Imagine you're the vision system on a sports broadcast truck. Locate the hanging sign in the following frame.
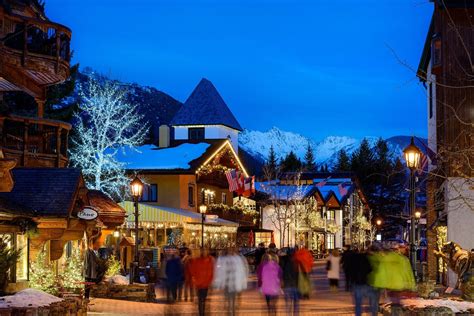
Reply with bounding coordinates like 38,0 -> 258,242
77,207 -> 98,220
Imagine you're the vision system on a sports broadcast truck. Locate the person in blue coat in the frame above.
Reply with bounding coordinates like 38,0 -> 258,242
165,253 -> 184,303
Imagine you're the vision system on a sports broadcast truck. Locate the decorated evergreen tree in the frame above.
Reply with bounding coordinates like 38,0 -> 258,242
304,143 -> 316,171
30,249 -> 58,295
61,247 -> 84,290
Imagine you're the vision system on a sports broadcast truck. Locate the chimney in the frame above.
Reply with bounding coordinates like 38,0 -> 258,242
159,125 -> 170,148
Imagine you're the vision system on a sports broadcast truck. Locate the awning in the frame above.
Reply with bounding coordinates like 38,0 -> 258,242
120,201 -> 239,227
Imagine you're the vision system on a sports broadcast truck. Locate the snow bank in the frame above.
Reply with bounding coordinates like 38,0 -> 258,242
108,275 -> 129,285
0,288 -> 62,308
400,298 -> 474,313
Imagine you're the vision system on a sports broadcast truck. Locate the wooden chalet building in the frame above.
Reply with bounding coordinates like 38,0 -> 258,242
115,78 -> 257,266
256,173 -> 371,251
417,0 -> 474,286
0,0 -> 125,293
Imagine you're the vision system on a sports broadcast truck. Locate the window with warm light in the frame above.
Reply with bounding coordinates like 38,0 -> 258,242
326,234 -> 335,250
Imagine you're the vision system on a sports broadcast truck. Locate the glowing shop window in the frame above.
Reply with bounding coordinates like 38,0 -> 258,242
326,234 -> 335,250
16,234 -> 28,280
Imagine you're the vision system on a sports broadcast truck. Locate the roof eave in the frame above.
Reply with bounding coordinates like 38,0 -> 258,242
417,14 -> 434,82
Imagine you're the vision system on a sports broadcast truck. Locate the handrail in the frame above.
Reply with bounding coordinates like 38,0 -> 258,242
1,10 -> 72,37
0,115 -> 72,129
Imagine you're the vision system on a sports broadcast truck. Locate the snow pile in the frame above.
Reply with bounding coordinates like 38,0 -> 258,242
0,288 -> 62,308
113,143 -> 211,170
108,275 -> 129,285
400,298 -> 474,313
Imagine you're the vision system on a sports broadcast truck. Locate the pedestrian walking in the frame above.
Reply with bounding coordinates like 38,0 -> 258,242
259,254 -> 282,316
341,246 -> 355,291
347,250 -> 379,316
255,242 -> 266,268
326,249 -> 341,291
294,246 -> 313,299
214,248 -> 249,316
83,234 -> 104,300
165,253 -> 184,303
280,248 -> 299,315
182,249 -> 194,302
190,249 -> 214,316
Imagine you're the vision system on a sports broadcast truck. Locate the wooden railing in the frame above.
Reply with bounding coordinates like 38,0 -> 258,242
1,10 -> 71,68
0,115 -> 71,168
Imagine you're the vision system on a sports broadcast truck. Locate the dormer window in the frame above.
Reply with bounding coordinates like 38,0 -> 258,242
188,127 -> 204,140
431,33 -> 442,67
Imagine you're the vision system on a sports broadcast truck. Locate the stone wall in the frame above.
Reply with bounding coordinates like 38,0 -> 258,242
0,296 -> 86,316
91,283 -> 155,302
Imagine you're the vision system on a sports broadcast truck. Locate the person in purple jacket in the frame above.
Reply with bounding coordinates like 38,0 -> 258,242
258,254 -> 282,316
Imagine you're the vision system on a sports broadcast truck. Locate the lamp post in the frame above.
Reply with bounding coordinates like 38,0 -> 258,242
286,218 -> 291,247
415,210 -> 422,281
376,218 -> 382,241
403,136 -> 421,280
199,205 -> 207,249
130,176 -> 143,284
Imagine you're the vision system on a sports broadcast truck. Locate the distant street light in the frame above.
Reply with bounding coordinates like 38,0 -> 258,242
130,175 -> 143,284
403,137 -> 421,280
200,205 -> 207,249
376,219 -> 382,227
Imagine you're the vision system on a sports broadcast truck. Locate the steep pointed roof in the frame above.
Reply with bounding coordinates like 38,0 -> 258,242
171,78 -> 243,131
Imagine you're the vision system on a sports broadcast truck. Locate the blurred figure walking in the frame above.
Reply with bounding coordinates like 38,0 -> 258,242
165,253 -> 184,303
294,246 -> 313,299
341,246 -> 355,292
347,250 -> 378,316
327,249 -> 341,291
214,248 -> 248,316
182,249 -> 194,302
190,249 -> 214,316
259,254 -> 282,316
280,248 -> 299,315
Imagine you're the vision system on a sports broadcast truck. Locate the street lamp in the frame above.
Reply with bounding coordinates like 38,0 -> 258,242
403,136 -> 421,280
130,176 -> 143,284
199,205 -> 207,249
376,219 -> 382,227
375,218 -> 382,241
286,218 -> 291,247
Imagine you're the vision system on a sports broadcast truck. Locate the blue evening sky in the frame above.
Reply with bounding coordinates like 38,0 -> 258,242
46,0 -> 432,140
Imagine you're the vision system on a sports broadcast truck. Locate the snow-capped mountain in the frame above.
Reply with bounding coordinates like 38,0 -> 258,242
239,127 -> 425,167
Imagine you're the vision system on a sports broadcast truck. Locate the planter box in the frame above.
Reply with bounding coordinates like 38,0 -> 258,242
91,283 -> 155,302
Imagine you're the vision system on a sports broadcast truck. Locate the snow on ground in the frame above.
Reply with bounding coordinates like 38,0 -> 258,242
0,288 -> 62,308
400,298 -> 474,313
113,143 -> 210,170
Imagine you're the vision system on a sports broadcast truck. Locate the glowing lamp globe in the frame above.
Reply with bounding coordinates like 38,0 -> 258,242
376,219 -> 382,226
199,205 -> 207,214
403,137 -> 422,170
415,211 -> 422,219
286,218 -> 291,224
130,176 -> 144,198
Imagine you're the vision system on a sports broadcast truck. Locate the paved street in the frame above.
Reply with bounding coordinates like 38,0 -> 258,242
88,260 -> 378,315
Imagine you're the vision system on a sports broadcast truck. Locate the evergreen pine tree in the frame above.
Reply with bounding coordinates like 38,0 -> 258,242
30,249 -> 58,295
304,143 -> 316,171
263,145 -> 278,179
334,149 -> 351,171
280,151 -> 302,172
61,246 -> 84,290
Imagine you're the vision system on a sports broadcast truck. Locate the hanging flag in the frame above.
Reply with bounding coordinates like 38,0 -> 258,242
338,183 -> 348,197
225,169 -> 238,192
417,153 -> 429,175
316,176 -> 331,187
236,171 -> 245,195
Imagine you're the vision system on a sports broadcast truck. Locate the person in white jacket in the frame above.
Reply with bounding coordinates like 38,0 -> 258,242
214,248 -> 249,316
327,249 -> 341,292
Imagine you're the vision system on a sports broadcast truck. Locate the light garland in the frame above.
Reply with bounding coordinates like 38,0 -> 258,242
196,140 -> 248,177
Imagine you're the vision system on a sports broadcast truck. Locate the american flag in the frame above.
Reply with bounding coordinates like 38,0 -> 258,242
417,153 -> 429,175
316,176 -> 331,187
225,169 -> 238,192
338,183 -> 348,197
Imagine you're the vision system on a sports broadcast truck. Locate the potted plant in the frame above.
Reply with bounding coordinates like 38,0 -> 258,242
0,236 -> 21,295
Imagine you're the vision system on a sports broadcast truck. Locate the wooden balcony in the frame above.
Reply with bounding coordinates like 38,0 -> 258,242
0,115 -> 71,168
0,6 -> 71,107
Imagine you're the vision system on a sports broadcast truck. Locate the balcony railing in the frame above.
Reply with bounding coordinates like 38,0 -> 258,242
1,11 -> 71,69
0,115 -> 71,168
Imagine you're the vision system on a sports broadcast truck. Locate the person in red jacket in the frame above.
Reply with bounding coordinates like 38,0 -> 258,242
190,249 -> 215,316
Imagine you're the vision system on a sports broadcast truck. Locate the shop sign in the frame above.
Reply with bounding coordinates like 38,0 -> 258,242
77,207 -> 98,220
205,214 -> 218,223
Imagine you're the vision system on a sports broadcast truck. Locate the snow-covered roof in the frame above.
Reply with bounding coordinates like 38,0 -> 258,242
171,78 -> 243,131
115,143 -> 211,170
